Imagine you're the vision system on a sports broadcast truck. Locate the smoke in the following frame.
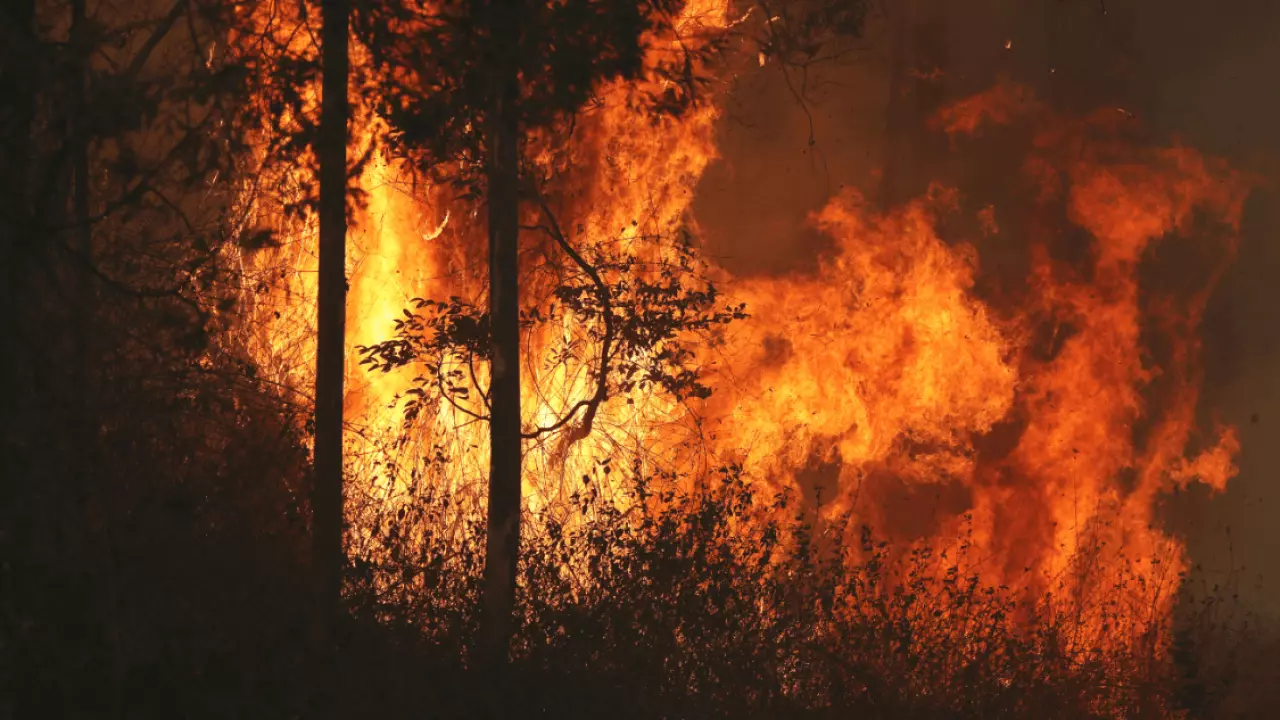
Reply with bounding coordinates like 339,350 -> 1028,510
692,0 -> 1280,616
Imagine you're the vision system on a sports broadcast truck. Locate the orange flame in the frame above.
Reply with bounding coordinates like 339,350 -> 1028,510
231,5 -> 1250,651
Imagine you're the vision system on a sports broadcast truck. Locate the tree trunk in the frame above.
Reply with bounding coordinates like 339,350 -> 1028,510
69,0 -> 94,494
0,0 -> 37,433
67,0 -> 121,713
313,0 -> 350,640
479,0 -> 524,669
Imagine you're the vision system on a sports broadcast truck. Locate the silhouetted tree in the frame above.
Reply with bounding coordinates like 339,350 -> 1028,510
354,0 -> 727,665
313,0 -> 352,647
353,0 -> 869,665
0,1 -> 315,714
477,0 -> 527,670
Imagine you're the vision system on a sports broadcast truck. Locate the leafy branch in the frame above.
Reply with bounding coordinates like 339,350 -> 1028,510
358,201 -> 746,451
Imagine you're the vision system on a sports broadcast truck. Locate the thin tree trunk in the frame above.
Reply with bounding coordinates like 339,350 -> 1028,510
69,0 -> 94,496
313,0 -> 350,641
67,0 -> 120,712
0,6 -> 38,714
0,0 -> 37,423
479,0 -> 524,669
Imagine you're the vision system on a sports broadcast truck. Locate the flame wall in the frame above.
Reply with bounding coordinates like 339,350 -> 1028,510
231,0 -> 1272,636
693,0 -> 1280,619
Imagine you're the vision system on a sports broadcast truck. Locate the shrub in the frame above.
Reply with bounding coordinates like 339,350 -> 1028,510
346,467 -> 1250,719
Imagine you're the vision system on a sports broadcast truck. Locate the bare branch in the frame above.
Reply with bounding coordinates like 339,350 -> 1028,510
520,197 -> 615,443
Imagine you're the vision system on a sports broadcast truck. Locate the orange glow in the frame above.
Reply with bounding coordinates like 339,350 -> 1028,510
231,2 -> 1251,656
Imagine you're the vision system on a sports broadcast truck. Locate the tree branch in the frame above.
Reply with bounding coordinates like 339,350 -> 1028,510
519,197 -> 614,443
122,0 -> 188,84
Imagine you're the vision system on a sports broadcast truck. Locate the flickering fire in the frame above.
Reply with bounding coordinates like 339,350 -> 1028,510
231,0 -> 1249,652
711,95 -> 1247,640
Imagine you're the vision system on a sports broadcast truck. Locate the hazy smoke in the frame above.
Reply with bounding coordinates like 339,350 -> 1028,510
693,0 -> 1280,616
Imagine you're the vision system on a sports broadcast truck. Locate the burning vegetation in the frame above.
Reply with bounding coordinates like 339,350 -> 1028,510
3,0 -> 1278,717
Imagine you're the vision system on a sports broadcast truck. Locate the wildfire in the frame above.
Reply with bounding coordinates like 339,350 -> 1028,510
231,0 -> 1250,653
710,94 -> 1247,642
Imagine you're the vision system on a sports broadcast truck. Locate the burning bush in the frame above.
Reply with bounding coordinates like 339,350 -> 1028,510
339,466 -> 1273,718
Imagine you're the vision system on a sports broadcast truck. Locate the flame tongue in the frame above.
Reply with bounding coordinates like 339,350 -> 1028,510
709,89 -> 1247,642
236,5 -> 1249,650
713,186 -> 1017,518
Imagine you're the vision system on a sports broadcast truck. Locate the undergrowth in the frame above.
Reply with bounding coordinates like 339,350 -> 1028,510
338,468 -> 1275,719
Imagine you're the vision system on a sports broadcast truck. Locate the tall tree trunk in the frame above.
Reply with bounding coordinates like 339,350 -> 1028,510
479,0 -> 524,668
313,0 -> 350,640
0,0 -> 37,436
69,0 -> 94,505
67,0 -> 121,712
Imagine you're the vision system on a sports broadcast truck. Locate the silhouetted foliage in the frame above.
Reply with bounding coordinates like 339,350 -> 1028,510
2,1 -> 1275,718
354,0 -> 725,188
0,0 -> 314,715
359,236 -> 747,434
342,466 -> 1275,719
